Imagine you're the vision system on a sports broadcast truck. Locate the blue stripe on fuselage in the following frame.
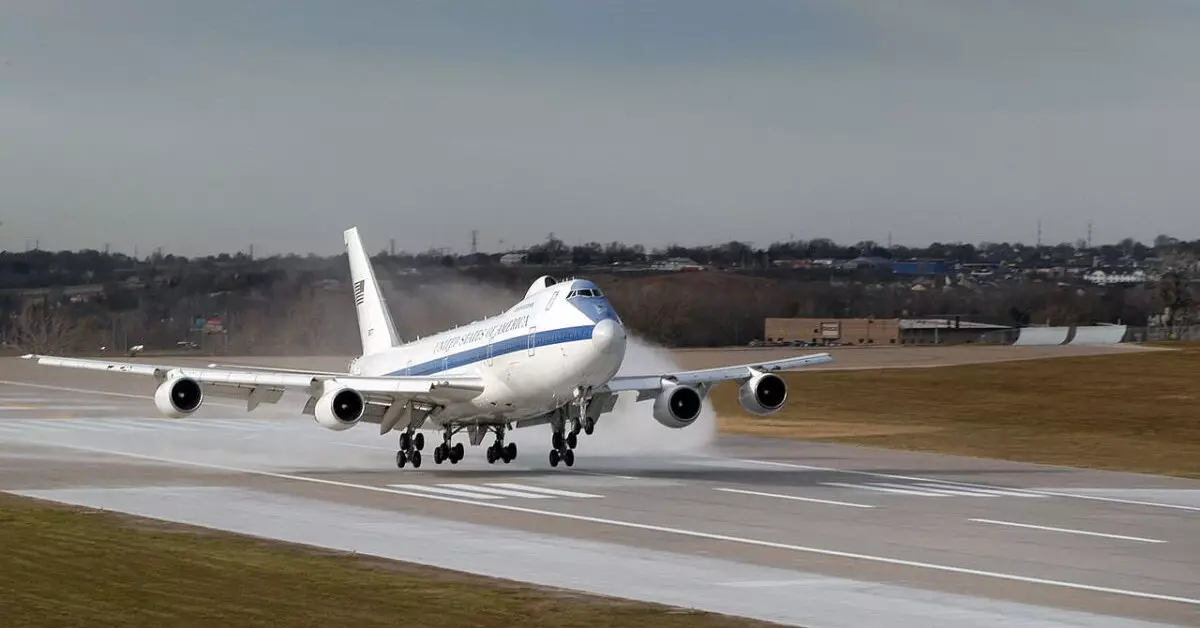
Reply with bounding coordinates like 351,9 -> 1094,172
387,324 -> 595,376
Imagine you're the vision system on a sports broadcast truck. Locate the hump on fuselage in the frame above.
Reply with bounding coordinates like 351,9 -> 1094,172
525,275 -> 558,299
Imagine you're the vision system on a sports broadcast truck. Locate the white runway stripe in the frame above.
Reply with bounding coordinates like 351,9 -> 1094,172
0,405 -> 132,411
484,483 -> 603,498
822,482 -> 949,497
439,484 -> 556,499
913,483 -> 1046,498
969,519 -> 1167,544
387,484 -> 504,500
870,482 -> 1002,497
715,487 -> 876,509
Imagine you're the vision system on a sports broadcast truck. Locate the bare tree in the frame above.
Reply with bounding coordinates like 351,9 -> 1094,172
1156,251 -> 1197,336
11,299 -> 87,354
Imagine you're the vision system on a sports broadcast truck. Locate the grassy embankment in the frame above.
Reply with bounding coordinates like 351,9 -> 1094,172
712,344 -> 1200,478
0,493 -> 776,628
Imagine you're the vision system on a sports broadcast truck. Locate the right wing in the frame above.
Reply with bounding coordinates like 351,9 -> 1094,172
22,354 -> 483,432
599,352 -> 832,399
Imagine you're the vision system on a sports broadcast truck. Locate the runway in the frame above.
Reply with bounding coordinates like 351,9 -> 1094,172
1,365 -> 1197,627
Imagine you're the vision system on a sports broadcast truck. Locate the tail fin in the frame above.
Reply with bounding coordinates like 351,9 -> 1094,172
344,227 -> 401,356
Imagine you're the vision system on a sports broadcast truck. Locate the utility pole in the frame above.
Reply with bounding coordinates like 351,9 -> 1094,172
389,238 -> 395,256
471,230 -> 478,255
1086,221 -> 1093,249
1036,220 -> 1042,249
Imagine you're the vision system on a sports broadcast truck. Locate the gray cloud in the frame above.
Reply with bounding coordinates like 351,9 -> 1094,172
2,1 -> 1198,255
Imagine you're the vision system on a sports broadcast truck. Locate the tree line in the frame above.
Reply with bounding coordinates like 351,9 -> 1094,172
0,235 -> 1195,355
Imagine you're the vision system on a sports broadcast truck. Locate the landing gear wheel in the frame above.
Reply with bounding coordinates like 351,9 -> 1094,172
414,433 -> 425,451
552,432 -> 564,450
549,449 -> 560,467
486,446 -> 497,464
563,449 -> 575,467
504,442 -> 517,462
567,432 -> 578,449
433,445 -> 446,465
453,443 -> 464,460
396,451 -> 407,468
410,450 -> 422,468
583,421 -> 594,436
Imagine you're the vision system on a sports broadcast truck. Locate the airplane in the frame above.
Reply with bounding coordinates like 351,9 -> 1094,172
22,227 -> 833,470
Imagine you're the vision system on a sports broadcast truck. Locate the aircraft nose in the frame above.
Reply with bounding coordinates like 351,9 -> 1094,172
591,318 -> 626,355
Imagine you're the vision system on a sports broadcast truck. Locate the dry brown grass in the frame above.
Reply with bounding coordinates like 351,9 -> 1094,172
711,345 -> 1200,478
0,493 -> 779,628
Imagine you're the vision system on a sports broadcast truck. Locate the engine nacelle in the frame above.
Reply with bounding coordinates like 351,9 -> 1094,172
652,384 -> 704,428
314,387 -> 366,431
738,372 -> 788,416
154,377 -> 204,418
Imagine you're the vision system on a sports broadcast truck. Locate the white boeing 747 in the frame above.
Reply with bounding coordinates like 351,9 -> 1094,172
23,227 -> 832,469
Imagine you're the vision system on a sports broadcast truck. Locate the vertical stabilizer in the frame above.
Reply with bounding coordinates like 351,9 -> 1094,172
344,227 -> 401,355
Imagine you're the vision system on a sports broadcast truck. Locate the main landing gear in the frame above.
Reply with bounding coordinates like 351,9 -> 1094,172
432,427 -> 465,465
395,430 -> 425,469
486,426 -> 517,465
548,426 -> 577,468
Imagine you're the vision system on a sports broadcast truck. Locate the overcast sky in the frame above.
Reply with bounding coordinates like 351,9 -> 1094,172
2,1 -> 1199,256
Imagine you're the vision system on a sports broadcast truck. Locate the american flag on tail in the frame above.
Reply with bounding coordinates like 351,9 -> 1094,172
353,280 -> 366,306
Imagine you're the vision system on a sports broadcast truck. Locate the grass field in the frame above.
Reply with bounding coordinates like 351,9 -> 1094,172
0,493 -> 775,628
711,344 -> 1200,478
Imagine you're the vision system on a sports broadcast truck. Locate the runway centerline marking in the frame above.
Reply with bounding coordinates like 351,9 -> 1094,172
10,438 -> 1200,608
968,519 -> 1168,544
715,487 -> 875,509
724,458 -> 1200,513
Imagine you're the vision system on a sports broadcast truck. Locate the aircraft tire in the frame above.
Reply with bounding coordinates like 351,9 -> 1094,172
563,449 -> 575,467
505,442 -> 517,461
410,450 -> 422,468
567,432 -> 578,449
396,451 -> 407,469
414,433 -> 425,451
549,449 -> 560,467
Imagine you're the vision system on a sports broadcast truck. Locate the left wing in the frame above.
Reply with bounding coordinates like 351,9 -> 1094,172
21,354 -> 483,432
599,352 -> 832,398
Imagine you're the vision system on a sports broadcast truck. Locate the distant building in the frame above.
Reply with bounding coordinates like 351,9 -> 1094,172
891,260 -> 949,276
499,252 -> 527,266
765,316 -> 1011,346
651,257 -> 705,271
765,317 -> 900,345
841,256 -> 893,270
1084,269 -> 1150,285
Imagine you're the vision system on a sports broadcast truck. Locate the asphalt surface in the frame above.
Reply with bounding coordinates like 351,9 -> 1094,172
1,357 -> 1197,627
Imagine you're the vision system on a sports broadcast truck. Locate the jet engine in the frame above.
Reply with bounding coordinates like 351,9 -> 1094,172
154,377 -> 204,418
737,372 -> 788,416
652,384 -> 704,428
314,386 -> 366,431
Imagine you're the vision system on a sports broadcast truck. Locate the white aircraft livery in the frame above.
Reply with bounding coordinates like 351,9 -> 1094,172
23,227 -> 833,469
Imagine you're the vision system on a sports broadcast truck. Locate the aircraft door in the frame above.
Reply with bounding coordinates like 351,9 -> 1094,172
487,337 -> 494,367
405,360 -> 412,376
527,326 -> 536,356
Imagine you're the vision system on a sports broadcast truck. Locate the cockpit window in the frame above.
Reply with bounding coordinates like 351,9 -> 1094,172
566,287 -> 602,298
